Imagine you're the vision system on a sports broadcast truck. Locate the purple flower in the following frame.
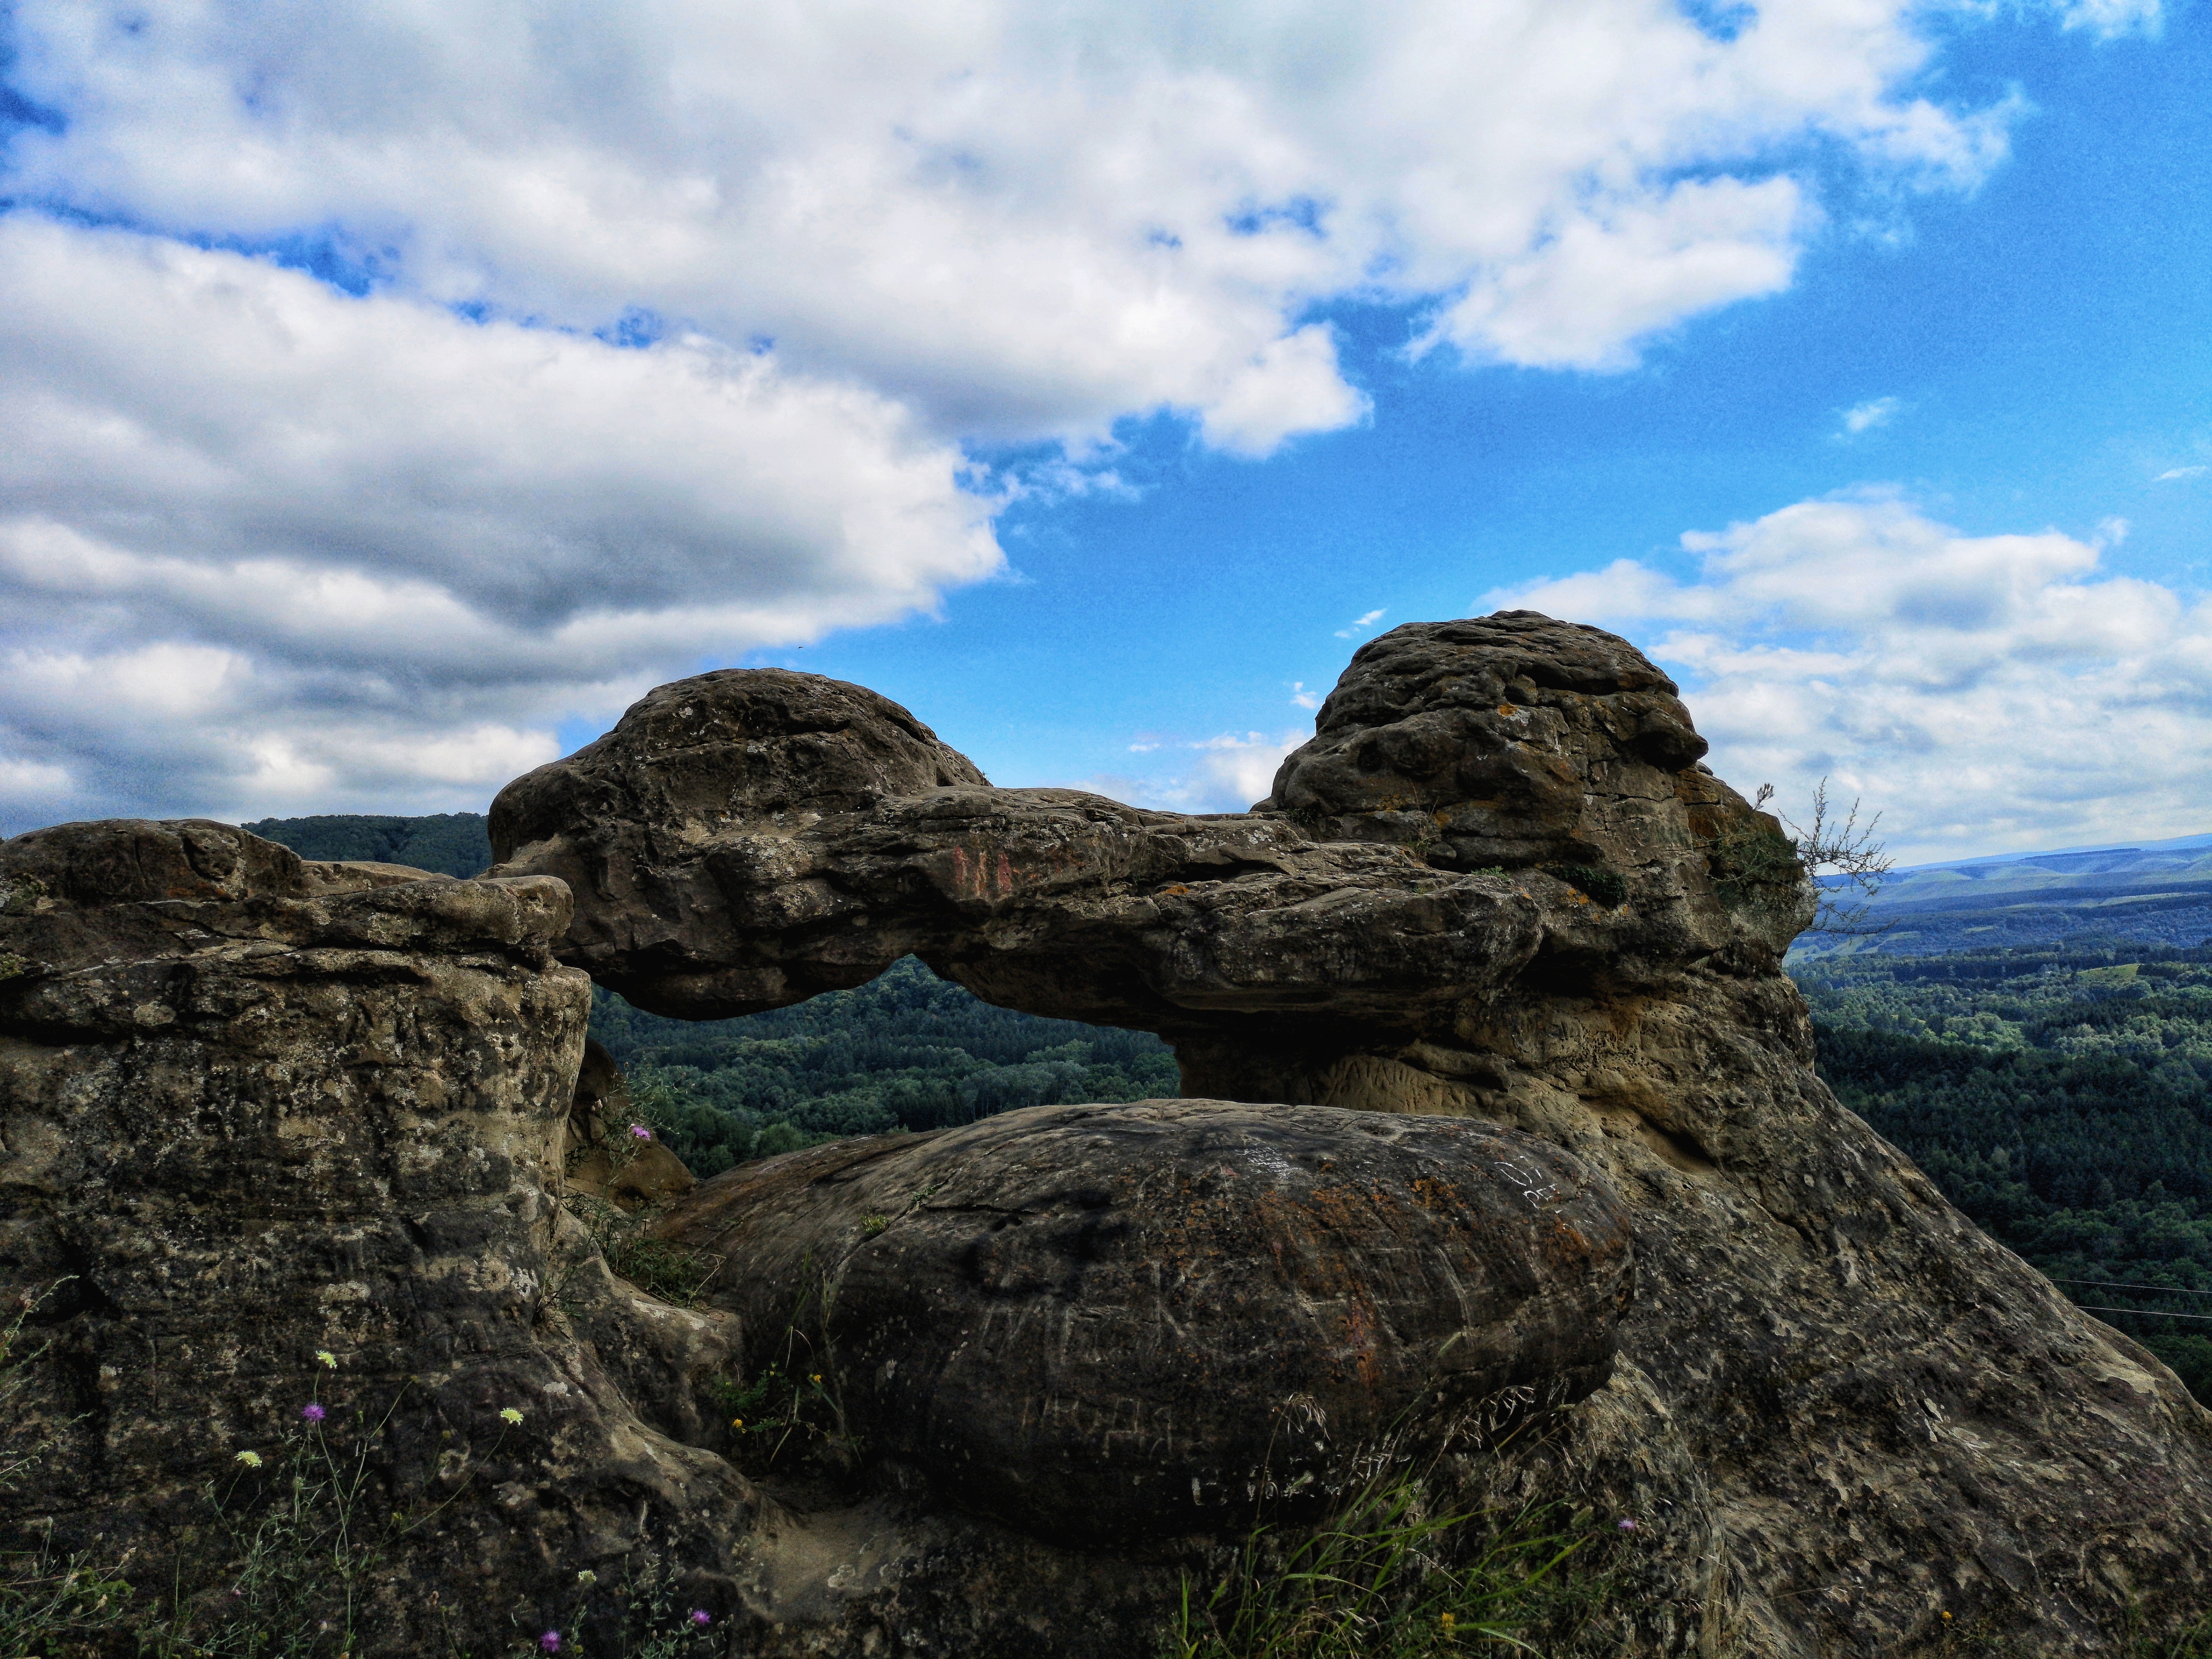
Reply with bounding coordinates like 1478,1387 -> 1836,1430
628,1124 -> 653,1141
689,1609 -> 711,1627
301,1403 -> 326,1424
1617,1517 -> 1638,1532
539,1633 -> 562,1654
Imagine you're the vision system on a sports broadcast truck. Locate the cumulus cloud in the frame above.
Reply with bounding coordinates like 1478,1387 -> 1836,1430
1486,494 -> 2212,862
0,0 -> 2142,823
7,0 -> 2064,438
0,217 -> 997,828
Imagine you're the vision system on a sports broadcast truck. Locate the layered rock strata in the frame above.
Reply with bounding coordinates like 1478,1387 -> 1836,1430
0,820 -> 748,1655
488,612 -> 2212,1655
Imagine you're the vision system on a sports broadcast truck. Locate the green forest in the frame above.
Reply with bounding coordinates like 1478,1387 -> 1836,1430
241,812 -> 492,877
1797,940 -> 2212,1397
594,958 -> 1182,1177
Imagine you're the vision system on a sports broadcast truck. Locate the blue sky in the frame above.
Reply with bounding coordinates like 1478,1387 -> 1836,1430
0,1 -> 2205,861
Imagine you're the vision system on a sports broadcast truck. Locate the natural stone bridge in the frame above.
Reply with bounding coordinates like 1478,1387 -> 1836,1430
3,613 -> 2208,1656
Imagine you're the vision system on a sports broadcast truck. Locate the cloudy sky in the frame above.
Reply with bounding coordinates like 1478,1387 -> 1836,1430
1,0 -> 2205,862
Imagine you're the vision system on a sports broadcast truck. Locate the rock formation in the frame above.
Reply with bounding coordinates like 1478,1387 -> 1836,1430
491,612 -> 2212,1654
4,611 -> 2209,1657
0,820 -> 749,1653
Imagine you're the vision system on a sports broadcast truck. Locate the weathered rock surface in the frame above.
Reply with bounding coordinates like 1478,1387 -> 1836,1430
563,1036 -> 697,1208
0,820 -> 750,1655
489,611 -> 2212,1656
10,608 -> 2212,1657
663,1101 -> 1631,1545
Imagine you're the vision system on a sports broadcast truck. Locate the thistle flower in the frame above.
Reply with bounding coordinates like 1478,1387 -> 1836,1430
628,1124 -> 652,1141
301,1403 -> 325,1424
690,1610 -> 711,1627
500,1407 -> 525,1425
233,1450 -> 262,1468
315,1350 -> 338,1370
1617,1517 -> 1637,1531
540,1632 -> 562,1653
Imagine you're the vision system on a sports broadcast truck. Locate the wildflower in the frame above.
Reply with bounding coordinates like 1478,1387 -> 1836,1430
315,1350 -> 338,1370
301,1403 -> 326,1424
540,1632 -> 562,1653
233,1450 -> 262,1468
500,1407 -> 525,1425
1941,1613 -> 1953,1622
690,1610 -> 712,1627
575,1570 -> 597,1588
731,1418 -> 743,1430
1617,1517 -> 1638,1531
810,1374 -> 822,1385
628,1124 -> 653,1141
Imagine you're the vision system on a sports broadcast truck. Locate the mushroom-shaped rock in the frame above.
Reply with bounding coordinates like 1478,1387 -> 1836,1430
661,1101 -> 1632,1545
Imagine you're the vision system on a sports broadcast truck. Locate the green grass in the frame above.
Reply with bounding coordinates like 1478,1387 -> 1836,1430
1159,1478 -> 1617,1659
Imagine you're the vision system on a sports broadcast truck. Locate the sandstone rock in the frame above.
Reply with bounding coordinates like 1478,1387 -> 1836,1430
561,1037 -> 697,1209
492,614 -> 2212,1654
662,1100 -> 1631,1545
0,819 -> 748,1657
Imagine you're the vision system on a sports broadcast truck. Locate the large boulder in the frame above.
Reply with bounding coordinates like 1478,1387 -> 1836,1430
662,1101 -> 1632,1545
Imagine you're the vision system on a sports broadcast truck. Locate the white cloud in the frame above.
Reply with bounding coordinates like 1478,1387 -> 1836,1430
2059,0 -> 2164,39
1335,608 -> 1387,639
1486,493 -> 2212,862
0,1 -> 2134,824
2156,465 -> 2207,482
6,0 -> 2059,441
0,217 -> 997,828
1097,728 -> 1307,813
1841,395 -> 1901,434
1290,682 -> 1321,710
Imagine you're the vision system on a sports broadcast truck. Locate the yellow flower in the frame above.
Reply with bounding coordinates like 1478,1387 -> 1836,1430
500,1407 -> 525,1425
233,1450 -> 262,1468
314,1350 -> 338,1370
731,1418 -> 743,1430
810,1374 -> 823,1385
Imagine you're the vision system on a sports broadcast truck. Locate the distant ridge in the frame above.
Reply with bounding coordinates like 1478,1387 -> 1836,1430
1912,827 -> 2212,870
1802,826 -> 2212,958
241,812 -> 491,879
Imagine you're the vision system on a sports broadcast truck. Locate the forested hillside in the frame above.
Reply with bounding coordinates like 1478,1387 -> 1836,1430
592,956 -> 1180,1176
244,811 -> 492,877
1799,941 -> 2212,1397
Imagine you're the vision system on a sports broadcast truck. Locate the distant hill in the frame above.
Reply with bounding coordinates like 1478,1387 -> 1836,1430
243,812 -> 492,878
1798,829 -> 2212,958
